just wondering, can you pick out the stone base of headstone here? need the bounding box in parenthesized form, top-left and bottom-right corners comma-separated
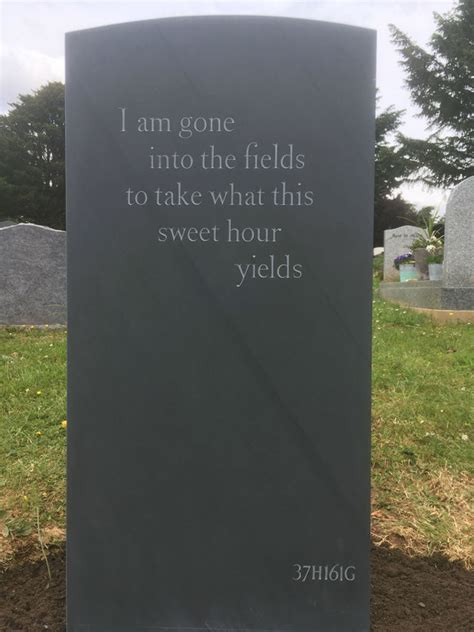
(441, 288, 474, 310)
(379, 282, 474, 311)
(379, 281, 441, 309)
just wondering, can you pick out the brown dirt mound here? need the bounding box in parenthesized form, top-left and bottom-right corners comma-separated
(0, 545, 65, 632)
(1, 543, 473, 631)
(371, 545, 474, 631)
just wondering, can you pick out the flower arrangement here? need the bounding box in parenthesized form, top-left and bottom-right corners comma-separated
(426, 243, 444, 264)
(411, 232, 444, 252)
(394, 253, 415, 270)
(410, 213, 444, 253)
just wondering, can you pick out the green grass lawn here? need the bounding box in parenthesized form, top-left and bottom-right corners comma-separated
(371, 294, 473, 563)
(0, 327, 66, 545)
(1, 291, 473, 564)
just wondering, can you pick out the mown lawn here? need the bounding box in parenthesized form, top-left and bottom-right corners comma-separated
(0, 327, 67, 547)
(371, 294, 473, 563)
(0, 291, 473, 564)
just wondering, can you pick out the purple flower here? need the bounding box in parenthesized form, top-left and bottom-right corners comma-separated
(394, 252, 414, 270)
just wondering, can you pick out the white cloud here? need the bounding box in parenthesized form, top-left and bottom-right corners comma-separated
(0, 45, 63, 108)
(398, 182, 449, 214)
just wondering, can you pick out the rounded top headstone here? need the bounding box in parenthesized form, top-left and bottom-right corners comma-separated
(446, 175, 474, 212)
(382, 225, 426, 281)
(443, 176, 474, 288)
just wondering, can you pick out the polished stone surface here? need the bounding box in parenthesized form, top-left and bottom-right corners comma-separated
(66, 16, 375, 632)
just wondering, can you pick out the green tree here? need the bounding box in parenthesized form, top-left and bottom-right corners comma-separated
(373, 101, 418, 245)
(375, 103, 415, 203)
(0, 82, 65, 229)
(373, 195, 419, 247)
(390, 0, 474, 187)
(416, 205, 436, 226)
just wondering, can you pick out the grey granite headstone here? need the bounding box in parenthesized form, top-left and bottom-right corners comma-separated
(0, 223, 66, 325)
(67, 16, 375, 632)
(383, 225, 426, 281)
(442, 177, 474, 309)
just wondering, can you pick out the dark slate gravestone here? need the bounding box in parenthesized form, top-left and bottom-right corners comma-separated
(66, 16, 375, 632)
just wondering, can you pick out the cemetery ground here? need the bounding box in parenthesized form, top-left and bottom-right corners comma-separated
(1, 286, 473, 631)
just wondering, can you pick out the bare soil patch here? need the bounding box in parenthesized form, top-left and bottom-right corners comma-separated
(1, 543, 472, 631)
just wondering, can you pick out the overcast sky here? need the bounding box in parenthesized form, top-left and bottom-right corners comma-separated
(0, 0, 457, 210)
